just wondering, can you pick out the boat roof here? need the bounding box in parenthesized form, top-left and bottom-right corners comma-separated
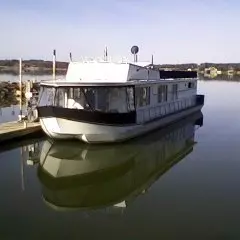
(40, 78, 197, 87)
(63, 61, 197, 84)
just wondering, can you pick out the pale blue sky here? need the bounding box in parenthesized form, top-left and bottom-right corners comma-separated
(1, 0, 240, 63)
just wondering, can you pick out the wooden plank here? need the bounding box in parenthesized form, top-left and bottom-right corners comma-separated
(0, 121, 42, 143)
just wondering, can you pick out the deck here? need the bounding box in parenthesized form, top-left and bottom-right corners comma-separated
(0, 121, 42, 143)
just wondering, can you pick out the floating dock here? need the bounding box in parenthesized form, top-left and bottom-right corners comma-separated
(0, 121, 42, 144)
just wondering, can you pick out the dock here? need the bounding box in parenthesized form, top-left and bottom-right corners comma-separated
(0, 121, 42, 144)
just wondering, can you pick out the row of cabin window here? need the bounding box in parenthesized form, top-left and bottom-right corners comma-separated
(39, 86, 136, 113)
(136, 84, 179, 107)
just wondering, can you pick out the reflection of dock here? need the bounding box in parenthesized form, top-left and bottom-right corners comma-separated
(0, 121, 41, 143)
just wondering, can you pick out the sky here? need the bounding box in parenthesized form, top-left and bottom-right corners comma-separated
(1, 0, 240, 63)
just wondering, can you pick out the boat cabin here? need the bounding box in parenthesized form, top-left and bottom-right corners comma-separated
(38, 61, 201, 125)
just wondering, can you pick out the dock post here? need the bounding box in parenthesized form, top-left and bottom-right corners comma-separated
(19, 58, 22, 121)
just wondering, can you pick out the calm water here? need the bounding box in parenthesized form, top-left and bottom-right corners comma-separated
(1, 81, 240, 239)
(0, 105, 22, 123)
(0, 73, 60, 123)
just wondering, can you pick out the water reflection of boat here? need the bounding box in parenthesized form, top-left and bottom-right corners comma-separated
(38, 111, 203, 212)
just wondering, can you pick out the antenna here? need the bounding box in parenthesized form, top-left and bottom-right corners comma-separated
(150, 54, 154, 69)
(104, 46, 108, 61)
(131, 45, 139, 62)
(53, 49, 56, 80)
(69, 52, 72, 62)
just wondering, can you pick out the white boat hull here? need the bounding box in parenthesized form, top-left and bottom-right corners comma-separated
(39, 104, 203, 143)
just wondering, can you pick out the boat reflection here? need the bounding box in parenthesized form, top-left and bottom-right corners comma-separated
(38, 111, 203, 212)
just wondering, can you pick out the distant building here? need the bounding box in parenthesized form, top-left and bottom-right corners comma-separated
(227, 68, 234, 75)
(204, 67, 218, 77)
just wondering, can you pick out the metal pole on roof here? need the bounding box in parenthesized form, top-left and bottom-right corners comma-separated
(105, 46, 108, 61)
(104, 46, 108, 61)
(53, 49, 56, 80)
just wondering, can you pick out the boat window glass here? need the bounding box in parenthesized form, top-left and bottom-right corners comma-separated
(83, 88, 96, 110)
(172, 84, 178, 100)
(95, 88, 109, 112)
(68, 88, 85, 109)
(38, 87, 55, 106)
(108, 87, 128, 113)
(69, 88, 74, 99)
(136, 87, 150, 107)
(188, 82, 194, 88)
(59, 86, 134, 113)
(126, 87, 135, 111)
(158, 85, 168, 103)
(55, 88, 66, 107)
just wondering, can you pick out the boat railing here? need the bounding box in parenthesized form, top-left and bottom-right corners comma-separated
(138, 95, 198, 123)
(76, 56, 130, 64)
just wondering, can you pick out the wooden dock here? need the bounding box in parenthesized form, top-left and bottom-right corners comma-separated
(0, 121, 42, 144)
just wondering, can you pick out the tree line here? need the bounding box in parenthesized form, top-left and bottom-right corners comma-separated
(0, 60, 68, 69)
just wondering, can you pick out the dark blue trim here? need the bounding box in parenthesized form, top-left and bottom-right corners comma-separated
(37, 106, 136, 125)
(196, 95, 204, 105)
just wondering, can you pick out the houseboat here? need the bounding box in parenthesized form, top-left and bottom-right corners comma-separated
(38, 112, 203, 211)
(37, 50, 204, 143)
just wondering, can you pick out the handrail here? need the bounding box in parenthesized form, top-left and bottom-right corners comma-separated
(137, 95, 197, 123)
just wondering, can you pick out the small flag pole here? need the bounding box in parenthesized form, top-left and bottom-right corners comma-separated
(105, 46, 108, 61)
(53, 49, 56, 80)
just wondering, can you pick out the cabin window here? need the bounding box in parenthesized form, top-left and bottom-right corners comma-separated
(188, 82, 194, 88)
(135, 87, 150, 107)
(107, 87, 127, 113)
(55, 88, 66, 107)
(49, 86, 135, 113)
(84, 88, 96, 109)
(172, 84, 178, 100)
(126, 87, 135, 111)
(95, 88, 109, 112)
(38, 87, 56, 106)
(158, 85, 168, 103)
(69, 88, 74, 99)
(71, 88, 96, 110)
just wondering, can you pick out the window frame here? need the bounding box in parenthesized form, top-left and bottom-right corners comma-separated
(135, 86, 150, 107)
